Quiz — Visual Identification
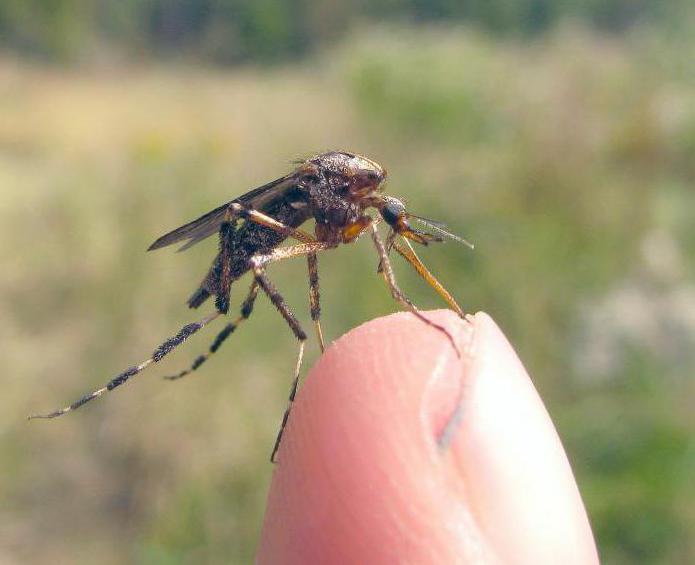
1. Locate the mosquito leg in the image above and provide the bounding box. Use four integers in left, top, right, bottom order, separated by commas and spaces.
164, 282, 259, 381
28, 312, 221, 420
249, 255, 311, 463
307, 252, 325, 352
205, 202, 316, 314
370, 223, 459, 354
392, 237, 464, 317
215, 219, 237, 314
253, 241, 332, 355
228, 203, 316, 244
189, 204, 316, 312
270, 339, 305, 464
377, 229, 397, 274
188, 216, 237, 312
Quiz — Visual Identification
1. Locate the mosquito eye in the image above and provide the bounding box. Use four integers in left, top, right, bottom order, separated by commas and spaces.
381, 202, 402, 225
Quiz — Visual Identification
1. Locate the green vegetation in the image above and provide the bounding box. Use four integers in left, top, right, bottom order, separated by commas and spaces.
1, 0, 692, 62
1, 18, 694, 565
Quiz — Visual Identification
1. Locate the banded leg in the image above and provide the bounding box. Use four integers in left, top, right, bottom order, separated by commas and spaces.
370, 223, 459, 354
308, 252, 325, 352
215, 220, 237, 314
270, 340, 305, 464
164, 281, 260, 381
28, 311, 221, 420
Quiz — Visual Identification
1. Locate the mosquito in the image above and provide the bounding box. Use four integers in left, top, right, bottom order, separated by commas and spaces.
29, 151, 473, 462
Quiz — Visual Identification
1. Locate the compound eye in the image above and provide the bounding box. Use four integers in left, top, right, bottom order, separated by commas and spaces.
381, 200, 404, 226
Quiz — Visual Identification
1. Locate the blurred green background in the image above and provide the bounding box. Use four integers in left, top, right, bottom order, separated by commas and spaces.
2, 2, 694, 563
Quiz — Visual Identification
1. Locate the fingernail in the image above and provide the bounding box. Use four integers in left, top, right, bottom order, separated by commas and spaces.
449, 312, 599, 564
420, 314, 476, 453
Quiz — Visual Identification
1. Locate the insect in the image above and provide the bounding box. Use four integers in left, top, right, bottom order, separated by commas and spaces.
29, 151, 473, 462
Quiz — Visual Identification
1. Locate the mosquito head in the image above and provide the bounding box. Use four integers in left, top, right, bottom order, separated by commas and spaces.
378, 196, 474, 249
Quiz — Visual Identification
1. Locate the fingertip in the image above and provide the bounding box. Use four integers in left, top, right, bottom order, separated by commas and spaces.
258, 310, 598, 564
258, 310, 481, 564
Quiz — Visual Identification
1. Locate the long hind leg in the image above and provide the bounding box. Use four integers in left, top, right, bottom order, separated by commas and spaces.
247, 242, 332, 462
28, 311, 221, 420
164, 281, 259, 381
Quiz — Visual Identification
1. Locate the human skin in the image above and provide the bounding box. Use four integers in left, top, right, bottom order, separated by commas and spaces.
258, 310, 599, 564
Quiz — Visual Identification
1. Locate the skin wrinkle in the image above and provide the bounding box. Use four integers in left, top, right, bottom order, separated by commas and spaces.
422, 316, 490, 564
383, 313, 479, 560
445, 318, 507, 558
438, 319, 477, 456
421, 337, 454, 442
425, 317, 475, 451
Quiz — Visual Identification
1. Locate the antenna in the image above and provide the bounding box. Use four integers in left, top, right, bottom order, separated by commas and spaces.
409, 215, 475, 250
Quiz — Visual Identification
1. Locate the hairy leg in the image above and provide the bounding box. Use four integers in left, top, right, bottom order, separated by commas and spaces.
165, 281, 260, 381
28, 311, 221, 420
308, 252, 325, 352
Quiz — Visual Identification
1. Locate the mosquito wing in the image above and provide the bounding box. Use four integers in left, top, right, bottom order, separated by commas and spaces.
147, 173, 298, 252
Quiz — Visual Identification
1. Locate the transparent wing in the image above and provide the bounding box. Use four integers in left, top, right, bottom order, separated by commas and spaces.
147, 173, 297, 252
147, 201, 230, 252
